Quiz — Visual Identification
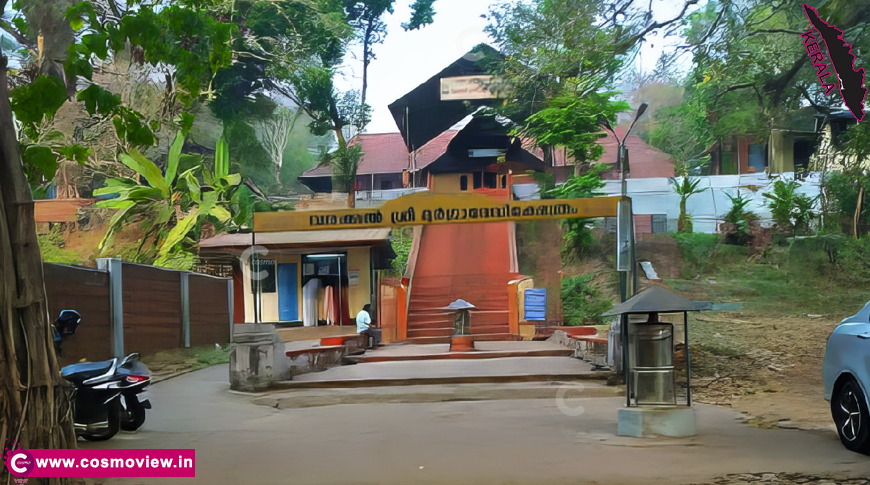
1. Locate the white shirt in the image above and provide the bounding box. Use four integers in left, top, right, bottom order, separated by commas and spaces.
356, 310, 371, 333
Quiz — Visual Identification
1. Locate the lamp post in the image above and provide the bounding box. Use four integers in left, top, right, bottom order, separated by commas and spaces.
600, 102, 648, 302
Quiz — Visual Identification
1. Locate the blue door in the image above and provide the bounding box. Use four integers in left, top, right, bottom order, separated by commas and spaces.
278, 263, 299, 321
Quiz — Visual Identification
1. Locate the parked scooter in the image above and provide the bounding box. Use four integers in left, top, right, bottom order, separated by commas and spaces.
54, 311, 152, 441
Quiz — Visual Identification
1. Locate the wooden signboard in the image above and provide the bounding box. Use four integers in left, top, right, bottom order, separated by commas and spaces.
254, 192, 622, 233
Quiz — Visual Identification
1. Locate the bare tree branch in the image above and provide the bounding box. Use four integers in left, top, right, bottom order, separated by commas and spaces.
677, 7, 726, 50
745, 28, 805, 37
617, 0, 700, 52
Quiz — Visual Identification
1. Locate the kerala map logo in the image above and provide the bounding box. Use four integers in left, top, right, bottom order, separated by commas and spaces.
803, 3, 867, 121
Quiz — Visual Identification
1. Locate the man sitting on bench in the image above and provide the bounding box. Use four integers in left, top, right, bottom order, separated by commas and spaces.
356, 304, 381, 349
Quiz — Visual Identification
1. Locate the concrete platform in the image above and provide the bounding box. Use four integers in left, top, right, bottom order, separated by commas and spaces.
618, 406, 697, 437
254, 381, 623, 409
349, 341, 573, 363
274, 356, 605, 389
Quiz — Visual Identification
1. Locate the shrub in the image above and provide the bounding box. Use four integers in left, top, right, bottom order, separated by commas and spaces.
561, 274, 612, 325
721, 191, 759, 246
762, 177, 818, 236
390, 229, 413, 276
38, 226, 82, 265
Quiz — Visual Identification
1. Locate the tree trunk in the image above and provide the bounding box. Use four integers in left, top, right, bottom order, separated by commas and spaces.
0, 46, 77, 483
855, 185, 864, 239
334, 129, 355, 209
361, 19, 374, 109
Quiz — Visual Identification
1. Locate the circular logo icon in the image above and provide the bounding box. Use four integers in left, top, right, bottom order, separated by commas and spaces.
555, 383, 587, 417
6, 450, 35, 477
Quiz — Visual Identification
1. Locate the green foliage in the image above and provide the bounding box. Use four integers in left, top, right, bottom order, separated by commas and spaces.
822, 171, 870, 235
561, 274, 612, 325
541, 166, 606, 253
324, 144, 363, 193
223, 118, 277, 193
512, 93, 629, 164
38, 227, 82, 266
9, 75, 68, 138
762, 177, 818, 236
389, 229, 413, 276
722, 191, 759, 246
486, 0, 636, 169
669, 177, 706, 233
66, 3, 235, 98
403, 0, 437, 30
529, 171, 556, 199
672, 232, 725, 278
647, 101, 713, 175
95, 136, 242, 268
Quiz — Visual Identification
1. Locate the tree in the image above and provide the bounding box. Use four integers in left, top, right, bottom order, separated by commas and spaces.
2, 0, 238, 461
344, 0, 437, 107
540, 165, 606, 253
647, 0, 870, 173
252, 106, 303, 188
0, 0, 78, 470
95, 135, 242, 269
669, 176, 707, 233
287, 65, 370, 207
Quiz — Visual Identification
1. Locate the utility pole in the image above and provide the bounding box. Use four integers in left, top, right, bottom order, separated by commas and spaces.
600, 102, 648, 379
601, 102, 648, 302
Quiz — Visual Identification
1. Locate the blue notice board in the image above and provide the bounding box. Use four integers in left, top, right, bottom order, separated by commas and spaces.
524, 288, 547, 321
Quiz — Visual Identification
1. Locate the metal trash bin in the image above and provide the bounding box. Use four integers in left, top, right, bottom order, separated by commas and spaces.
629, 323, 676, 405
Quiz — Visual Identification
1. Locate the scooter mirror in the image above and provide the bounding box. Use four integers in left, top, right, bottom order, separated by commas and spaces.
57, 310, 82, 336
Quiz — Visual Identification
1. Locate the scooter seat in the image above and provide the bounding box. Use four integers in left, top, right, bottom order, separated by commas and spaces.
61, 360, 114, 382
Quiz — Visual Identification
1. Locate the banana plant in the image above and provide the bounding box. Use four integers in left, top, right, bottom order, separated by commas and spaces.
669, 176, 707, 233
95, 134, 242, 268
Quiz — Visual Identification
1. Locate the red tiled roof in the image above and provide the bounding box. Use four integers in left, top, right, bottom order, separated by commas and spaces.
597, 127, 675, 178
412, 130, 461, 171
300, 133, 409, 178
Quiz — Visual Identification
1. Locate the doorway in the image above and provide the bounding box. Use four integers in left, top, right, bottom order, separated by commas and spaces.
278, 263, 299, 321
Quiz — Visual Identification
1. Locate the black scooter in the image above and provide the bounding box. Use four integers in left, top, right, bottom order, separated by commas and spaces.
54, 310, 152, 441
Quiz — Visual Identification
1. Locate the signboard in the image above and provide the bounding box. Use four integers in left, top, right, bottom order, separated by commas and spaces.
348, 271, 360, 286
440, 75, 510, 100
254, 192, 622, 233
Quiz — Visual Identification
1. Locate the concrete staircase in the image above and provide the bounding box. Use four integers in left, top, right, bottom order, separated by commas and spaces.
405, 222, 519, 343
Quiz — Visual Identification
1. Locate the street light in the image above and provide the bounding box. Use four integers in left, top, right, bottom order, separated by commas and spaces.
600, 102, 649, 302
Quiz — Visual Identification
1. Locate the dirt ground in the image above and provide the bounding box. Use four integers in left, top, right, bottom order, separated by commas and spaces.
632, 235, 847, 433
685, 311, 839, 431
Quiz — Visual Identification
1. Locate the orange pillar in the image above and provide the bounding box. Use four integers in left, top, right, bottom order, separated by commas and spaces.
508, 281, 519, 336
397, 286, 408, 341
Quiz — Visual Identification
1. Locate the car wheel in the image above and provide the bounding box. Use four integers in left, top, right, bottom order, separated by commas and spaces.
832, 378, 870, 453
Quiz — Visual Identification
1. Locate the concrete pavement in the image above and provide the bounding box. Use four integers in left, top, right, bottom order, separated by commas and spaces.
85, 365, 870, 485
289, 356, 597, 382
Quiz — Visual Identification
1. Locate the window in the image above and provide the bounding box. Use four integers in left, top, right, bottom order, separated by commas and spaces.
251, 259, 276, 293
473, 172, 482, 189
460, 175, 468, 191
500, 175, 507, 189
651, 215, 667, 234
748, 143, 767, 173
484, 172, 497, 188
380, 180, 393, 190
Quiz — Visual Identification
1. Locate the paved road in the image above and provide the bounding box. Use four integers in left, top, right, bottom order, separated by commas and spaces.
86, 365, 870, 485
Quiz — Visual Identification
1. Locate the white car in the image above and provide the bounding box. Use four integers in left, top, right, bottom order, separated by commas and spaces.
824, 301, 870, 453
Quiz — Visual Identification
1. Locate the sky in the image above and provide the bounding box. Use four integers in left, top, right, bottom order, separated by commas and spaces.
335, 0, 701, 134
